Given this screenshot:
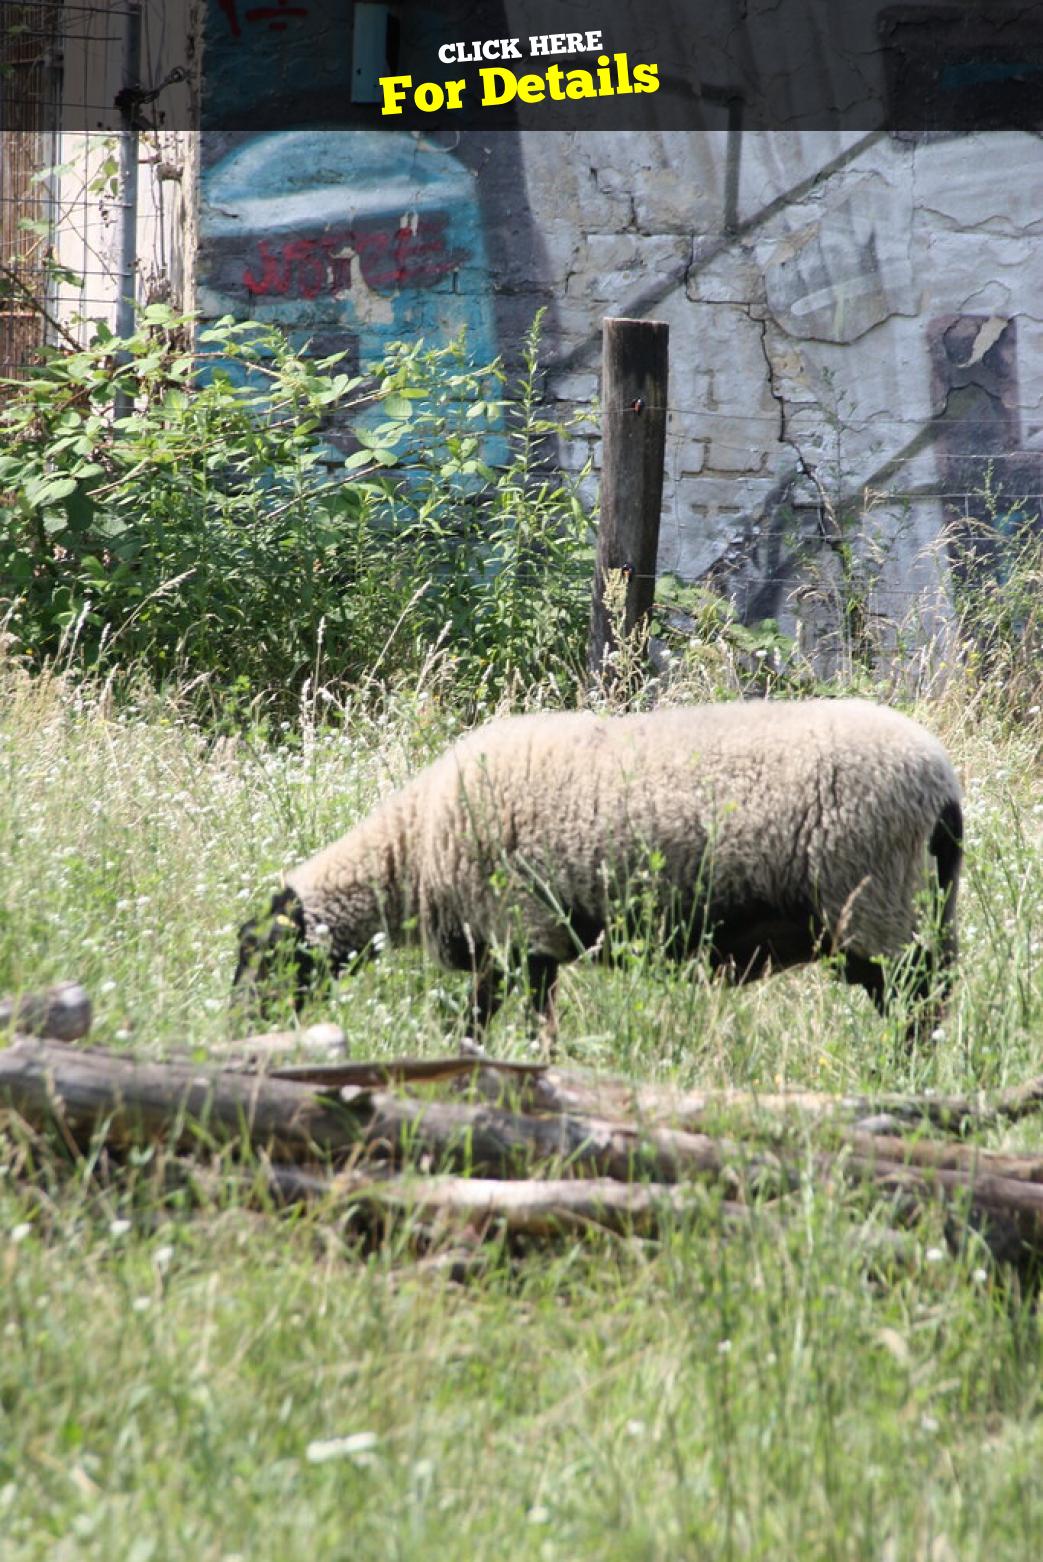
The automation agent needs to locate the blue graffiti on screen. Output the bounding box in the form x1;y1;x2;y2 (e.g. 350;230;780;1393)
199;131;497;368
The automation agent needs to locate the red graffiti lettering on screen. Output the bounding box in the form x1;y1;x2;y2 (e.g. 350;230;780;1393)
242;239;290;296
239;218;465;300
219;0;309;37
354;216;460;290
217;0;241;37
282;238;328;300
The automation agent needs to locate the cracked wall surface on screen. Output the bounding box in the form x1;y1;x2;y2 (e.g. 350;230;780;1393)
527;129;1043;651
194;124;1043;650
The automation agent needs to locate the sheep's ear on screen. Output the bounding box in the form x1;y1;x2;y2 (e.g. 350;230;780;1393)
268;885;306;936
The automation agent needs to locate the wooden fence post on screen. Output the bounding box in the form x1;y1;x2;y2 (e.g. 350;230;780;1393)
588;316;669;680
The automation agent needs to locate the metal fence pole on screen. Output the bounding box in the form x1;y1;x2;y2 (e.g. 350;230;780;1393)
113;0;141;421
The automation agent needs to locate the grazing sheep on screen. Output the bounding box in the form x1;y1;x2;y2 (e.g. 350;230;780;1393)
233;699;962;1039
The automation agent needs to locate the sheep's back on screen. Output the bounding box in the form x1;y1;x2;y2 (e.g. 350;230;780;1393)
413;701;959;960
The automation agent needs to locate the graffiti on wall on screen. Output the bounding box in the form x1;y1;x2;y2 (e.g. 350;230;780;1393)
198;131;498;380
237;217;463;300
197;0;550;385
216;1;311;39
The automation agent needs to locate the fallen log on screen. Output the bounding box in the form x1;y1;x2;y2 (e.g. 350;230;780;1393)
0;1036;354;1162
843;1132;1043;1185
270;1056;1043;1138
0;1037;779;1187
292;1171;749;1239
502;1071;1043;1136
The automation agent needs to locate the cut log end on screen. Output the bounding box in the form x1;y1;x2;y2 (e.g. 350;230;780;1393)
0;982;93;1042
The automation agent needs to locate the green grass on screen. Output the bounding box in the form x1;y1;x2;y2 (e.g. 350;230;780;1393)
2;662;1043;1560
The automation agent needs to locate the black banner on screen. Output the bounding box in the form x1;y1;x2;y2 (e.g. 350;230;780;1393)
3;1;1043;133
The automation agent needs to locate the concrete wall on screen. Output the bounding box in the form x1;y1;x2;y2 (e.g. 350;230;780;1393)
527;130;1043;647
193;0;1043;645
52;131;196;333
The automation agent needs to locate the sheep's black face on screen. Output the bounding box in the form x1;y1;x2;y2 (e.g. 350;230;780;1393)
232;886;318;1018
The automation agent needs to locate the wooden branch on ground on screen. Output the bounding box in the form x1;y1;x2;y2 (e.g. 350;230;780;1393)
0;1036;354;1162
5;1034;1043;1261
509;1070;1043;1135
0;1037;778;1188
192;1164;917;1269
267;1054;1040;1136
207;1023;348;1067
270;1053;545;1088
284;1171;741;1239
842;1132;1043;1184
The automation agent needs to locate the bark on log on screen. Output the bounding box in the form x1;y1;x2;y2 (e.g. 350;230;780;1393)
256;1169;914;1266
0;1037;354;1161
843;1132;1043;1184
0;1038;778;1185
327;1088;781;1187
332;1173;739;1239
271;1054;545;1088
826;1147;1043;1223
289;1056;1041;1138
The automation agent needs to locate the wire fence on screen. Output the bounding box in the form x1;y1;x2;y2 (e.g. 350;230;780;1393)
0;1;188;379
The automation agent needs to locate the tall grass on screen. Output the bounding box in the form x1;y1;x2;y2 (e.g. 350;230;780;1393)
1;590;1043;1557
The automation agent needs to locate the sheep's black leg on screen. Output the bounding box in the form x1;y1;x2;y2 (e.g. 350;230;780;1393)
845;949;947;1046
470;964;506;1037
525;954;559;1057
842;952;888;1014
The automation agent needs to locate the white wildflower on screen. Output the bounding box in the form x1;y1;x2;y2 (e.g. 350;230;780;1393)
305;1432;379;1466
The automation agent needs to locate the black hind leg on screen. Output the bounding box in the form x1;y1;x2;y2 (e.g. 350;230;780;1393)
845;949;944;1046
843;951;888;1014
470;962;505;1037
525;954;559;1057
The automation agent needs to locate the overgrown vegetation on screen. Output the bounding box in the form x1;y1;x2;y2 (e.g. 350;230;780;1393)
1;645;1043;1558
0;310;593;719
3;308;1043;1556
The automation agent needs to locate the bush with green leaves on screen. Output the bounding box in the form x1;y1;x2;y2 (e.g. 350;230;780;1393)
0;307;593;717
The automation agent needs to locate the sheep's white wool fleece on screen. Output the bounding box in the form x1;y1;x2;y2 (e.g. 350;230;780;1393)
286;699;960;967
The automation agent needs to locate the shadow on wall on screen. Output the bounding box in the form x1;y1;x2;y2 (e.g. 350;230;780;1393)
700;312;1043;637
928;314;1043;581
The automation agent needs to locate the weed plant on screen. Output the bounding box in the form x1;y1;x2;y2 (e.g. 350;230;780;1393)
2;327;1043;1555
1;586;1043;1556
0;310;593;720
